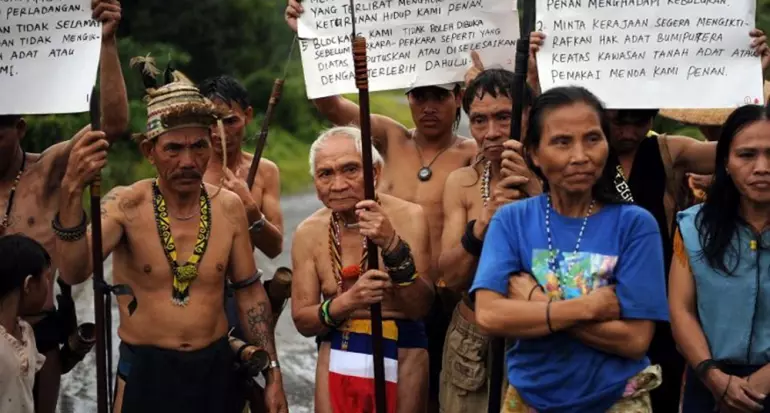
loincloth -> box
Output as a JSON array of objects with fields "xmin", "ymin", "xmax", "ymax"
[
  {"xmin": 325, "ymin": 319, "xmax": 400, "ymax": 413},
  {"xmin": 317, "ymin": 318, "xmax": 428, "ymax": 350},
  {"xmin": 503, "ymin": 365, "xmax": 663, "ymax": 413},
  {"xmin": 117, "ymin": 336, "xmax": 243, "ymax": 413}
]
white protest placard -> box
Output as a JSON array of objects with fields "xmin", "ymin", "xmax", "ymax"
[
  {"xmin": 0, "ymin": 0, "xmax": 101, "ymax": 115},
  {"xmin": 536, "ymin": 0, "xmax": 764, "ymax": 109},
  {"xmin": 297, "ymin": 0, "xmax": 520, "ymax": 99}
]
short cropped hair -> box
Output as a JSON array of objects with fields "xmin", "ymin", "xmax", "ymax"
[{"xmin": 308, "ymin": 126, "xmax": 384, "ymax": 175}]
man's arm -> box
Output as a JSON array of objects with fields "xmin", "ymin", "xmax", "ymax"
[
  {"xmin": 44, "ymin": 1, "xmax": 128, "ymax": 173},
  {"xmin": 247, "ymin": 161, "xmax": 283, "ymax": 258},
  {"xmin": 226, "ymin": 194, "xmax": 282, "ymax": 383},
  {"xmin": 57, "ymin": 184, "xmax": 127, "ymax": 285},
  {"xmin": 390, "ymin": 206, "xmax": 434, "ymax": 320},
  {"xmin": 668, "ymin": 135, "xmax": 717, "ymax": 175},
  {"xmin": 437, "ymin": 172, "xmax": 477, "ymax": 292},
  {"xmin": 313, "ymin": 96, "xmax": 401, "ymax": 150},
  {"xmin": 94, "ymin": 0, "xmax": 128, "ymax": 140},
  {"xmin": 290, "ymin": 220, "xmax": 328, "ymax": 337}
]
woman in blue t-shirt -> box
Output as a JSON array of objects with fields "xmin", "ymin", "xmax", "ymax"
[
  {"xmin": 670, "ymin": 104, "xmax": 770, "ymax": 412},
  {"xmin": 470, "ymin": 86, "xmax": 669, "ymax": 412}
]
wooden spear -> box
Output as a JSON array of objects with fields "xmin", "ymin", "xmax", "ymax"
[
  {"xmin": 350, "ymin": 2, "xmax": 388, "ymax": 411},
  {"xmin": 88, "ymin": 86, "xmax": 111, "ymax": 413},
  {"xmin": 487, "ymin": 3, "xmax": 534, "ymax": 412}
]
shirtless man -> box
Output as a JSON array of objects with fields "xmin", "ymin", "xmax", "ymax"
[
  {"xmin": 527, "ymin": 28, "xmax": 770, "ymax": 413},
  {"xmin": 438, "ymin": 69, "xmax": 539, "ymax": 411},
  {"xmin": 0, "ymin": 2, "xmax": 128, "ymax": 412},
  {"xmin": 292, "ymin": 126, "xmax": 434, "ymax": 413},
  {"xmin": 286, "ymin": 5, "xmax": 476, "ymax": 407},
  {"xmin": 199, "ymin": 75, "xmax": 284, "ymax": 258},
  {"xmin": 53, "ymin": 75, "xmax": 288, "ymax": 412},
  {"xmin": 198, "ymin": 75, "xmax": 285, "ymax": 341}
]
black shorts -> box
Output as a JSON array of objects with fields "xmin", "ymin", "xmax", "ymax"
[{"xmin": 117, "ymin": 337, "xmax": 244, "ymax": 413}]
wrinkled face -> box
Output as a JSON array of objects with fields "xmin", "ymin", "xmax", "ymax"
[
  {"xmin": 469, "ymin": 92, "xmax": 528, "ymax": 162},
  {"xmin": 407, "ymin": 87, "xmax": 460, "ymax": 138},
  {"xmin": 727, "ymin": 121, "xmax": 770, "ymax": 206},
  {"xmin": 143, "ymin": 127, "xmax": 212, "ymax": 193},
  {"xmin": 313, "ymin": 135, "xmax": 379, "ymax": 212},
  {"xmin": 210, "ymin": 98, "xmax": 252, "ymax": 156},
  {"xmin": 0, "ymin": 118, "xmax": 25, "ymax": 173},
  {"xmin": 20, "ymin": 267, "xmax": 50, "ymax": 315},
  {"xmin": 531, "ymin": 103, "xmax": 609, "ymax": 196},
  {"xmin": 607, "ymin": 110, "xmax": 652, "ymax": 154}
]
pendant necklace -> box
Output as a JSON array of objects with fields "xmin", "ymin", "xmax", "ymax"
[
  {"xmin": 0, "ymin": 151, "xmax": 26, "ymax": 236},
  {"xmin": 544, "ymin": 194, "xmax": 594, "ymax": 298},
  {"xmin": 413, "ymin": 131, "xmax": 455, "ymax": 182}
]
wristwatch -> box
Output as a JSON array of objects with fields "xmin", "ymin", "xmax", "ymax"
[
  {"xmin": 249, "ymin": 213, "xmax": 266, "ymax": 232},
  {"xmin": 264, "ymin": 359, "xmax": 280, "ymax": 371}
]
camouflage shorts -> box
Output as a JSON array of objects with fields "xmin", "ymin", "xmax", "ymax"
[{"xmin": 502, "ymin": 365, "xmax": 663, "ymax": 413}]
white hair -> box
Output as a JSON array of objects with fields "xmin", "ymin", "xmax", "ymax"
[{"xmin": 308, "ymin": 126, "xmax": 384, "ymax": 175}]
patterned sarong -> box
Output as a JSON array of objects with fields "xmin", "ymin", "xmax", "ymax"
[
  {"xmin": 502, "ymin": 365, "xmax": 663, "ymax": 413},
  {"xmin": 328, "ymin": 319, "xmax": 399, "ymax": 413}
]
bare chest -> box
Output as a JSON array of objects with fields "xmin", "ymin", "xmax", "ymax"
[
  {"xmin": 0, "ymin": 171, "xmax": 58, "ymax": 255},
  {"xmin": 380, "ymin": 145, "xmax": 469, "ymax": 226},
  {"xmin": 114, "ymin": 208, "xmax": 234, "ymax": 292}
]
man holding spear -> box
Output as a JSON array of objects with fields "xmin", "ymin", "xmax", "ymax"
[
  {"xmin": 438, "ymin": 68, "xmax": 539, "ymax": 412},
  {"xmin": 291, "ymin": 126, "xmax": 435, "ymax": 413},
  {"xmin": 0, "ymin": 2, "xmax": 128, "ymax": 412},
  {"xmin": 285, "ymin": 4, "xmax": 476, "ymax": 409},
  {"xmin": 53, "ymin": 67, "xmax": 288, "ymax": 413},
  {"xmin": 199, "ymin": 75, "xmax": 284, "ymax": 259}
]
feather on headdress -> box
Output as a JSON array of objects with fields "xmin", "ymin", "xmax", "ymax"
[{"xmin": 130, "ymin": 55, "xmax": 223, "ymax": 142}]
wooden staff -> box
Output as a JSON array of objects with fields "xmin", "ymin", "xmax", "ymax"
[
  {"xmin": 246, "ymin": 79, "xmax": 284, "ymax": 188},
  {"xmin": 487, "ymin": 4, "xmax": 535, "ymax": 413},
  {"xmin": 245, "ymin": 37, "xmax": 296, "ymax": 188},
  {"xmin": 350, "ymin": 2, "xmax": 387, "ymax": 411},
  {"xmin": 89, "ymin": 86, "xmax": 111, "ymax": 413}
]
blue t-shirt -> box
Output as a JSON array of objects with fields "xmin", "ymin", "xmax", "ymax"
[{"xmin": 469, "ymin": 194, "xmax": 669, "ymax": 413}]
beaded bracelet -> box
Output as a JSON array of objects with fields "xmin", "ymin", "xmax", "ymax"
[
  {"xmin": 318, "ymin": 298, "xmax": 342, "ymax": 328},
  {"xmin": 395, "ymin": 272, "xmax": 420, "ymax": 287}
]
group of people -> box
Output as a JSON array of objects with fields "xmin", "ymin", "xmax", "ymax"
[{"xmin": 2, "ymin": 0, "xmax": 770, "ymax": 412}]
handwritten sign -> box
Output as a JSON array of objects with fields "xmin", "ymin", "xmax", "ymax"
[
  {"xmin": 297, "ymin": 0, "xmax": 519, "ymax": 99},
  {"xmin": 0, "ymin": 0, "xmax": 101, "ymax": 115},
  {"xmin": 536, "ymin": 0, "xmax": 764, "ymax": 109}
]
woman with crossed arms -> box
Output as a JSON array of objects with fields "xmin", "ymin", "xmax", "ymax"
[{"xmin": 471, "ymin": 86, "xmax": 669, "ymax": 412}]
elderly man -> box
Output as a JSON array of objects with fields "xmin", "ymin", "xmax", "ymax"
[
  {"xmin": 291, "ymin": 126, "xmax": 434, "ymax": 413},
  {"xmin": 285, "ymin": 5, "xmax": 476, "ymax": 407},
  {"xmin": 0, "ymin": 2, "xmax": 128, "ymax": 412},
  {"xmin": 53, "ymin": 68, "xmax": 287, "ymax": 413},
  {"xmin": 438, "ymin": 68, "xmax": 539, "ymax": 411}
]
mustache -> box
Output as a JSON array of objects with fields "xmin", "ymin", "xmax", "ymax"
[{"xmin": 171, "ymin": 170, "xmax": 202, "ymax": 180}]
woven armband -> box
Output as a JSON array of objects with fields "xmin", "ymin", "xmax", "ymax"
[
  {"xmin": 52, "ymin": 211, "xmax": 88, "ymax": 242},
  {"xmin": 461, "ymin": 220, "xmax": 483, "ymax": 257}
]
